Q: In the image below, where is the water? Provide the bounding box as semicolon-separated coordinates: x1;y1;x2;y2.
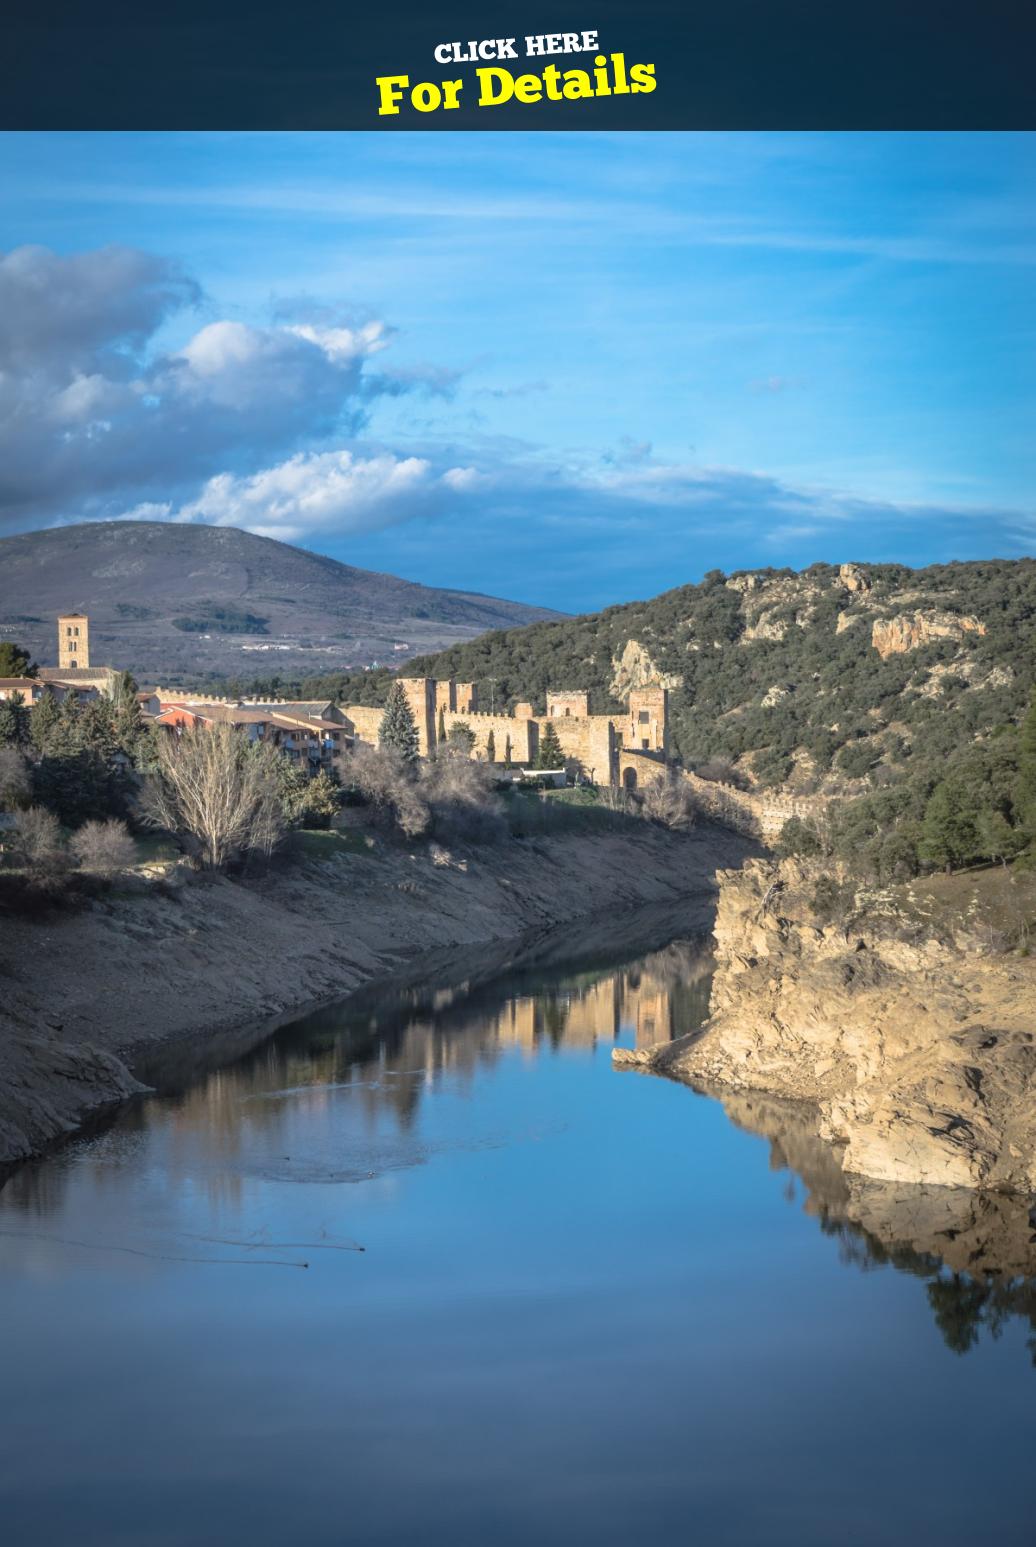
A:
1;909;1033;1547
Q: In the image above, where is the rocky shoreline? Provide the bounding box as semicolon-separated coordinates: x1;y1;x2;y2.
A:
615;857;1036;1193
0;818;751;1168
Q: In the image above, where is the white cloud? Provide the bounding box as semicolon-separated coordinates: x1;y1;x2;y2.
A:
285;319;390;364
0;245;420;533
170;448;478;538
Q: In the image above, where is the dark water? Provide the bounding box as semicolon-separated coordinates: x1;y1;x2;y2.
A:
1;911;1034;1547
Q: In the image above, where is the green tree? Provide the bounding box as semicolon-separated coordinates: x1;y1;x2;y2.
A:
504;734;512;768
918;779;980;872
1016;695;1036;833
31;695;132;826
446;721;476;755
299;769;341;828
486;728;496;763
537;721;564;770
274;757;312;824
437;705;446;745
379;682;420;763
976;810;1026;866
0;691;30;748
29;689;60;753
0;642;35;678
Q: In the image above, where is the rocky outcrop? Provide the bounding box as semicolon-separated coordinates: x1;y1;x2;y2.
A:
742;611;789;643
614;858;1036;1191
609;638;683;698
871;609;986;659
838;562;871;595
761;683;792;708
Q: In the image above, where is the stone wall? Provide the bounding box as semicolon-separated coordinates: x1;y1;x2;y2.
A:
440;709;536;765
342;704;385;744
679;769;833;841
550;716;616;782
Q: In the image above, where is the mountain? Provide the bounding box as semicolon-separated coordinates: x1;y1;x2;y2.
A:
0;522;562;682
409;558;1036;874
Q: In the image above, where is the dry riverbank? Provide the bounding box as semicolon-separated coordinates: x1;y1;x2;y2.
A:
0;818;751;1166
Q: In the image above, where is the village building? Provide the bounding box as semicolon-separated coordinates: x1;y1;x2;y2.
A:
14;614;670;790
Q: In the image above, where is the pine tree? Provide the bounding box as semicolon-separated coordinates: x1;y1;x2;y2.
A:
437;705;446;745
0;641;35;678
537;722;564;771
504;734;512;768
486;729;496;763
29;689;60;754
0;691;30;748
379;682;420;763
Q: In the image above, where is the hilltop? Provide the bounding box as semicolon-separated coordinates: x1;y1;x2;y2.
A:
409;558;1036;873
0;521;561;681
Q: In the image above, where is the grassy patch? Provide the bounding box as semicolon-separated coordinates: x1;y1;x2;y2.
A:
290;827;371;861
503;786;631;837
893;864;1036;952
131;833;181;865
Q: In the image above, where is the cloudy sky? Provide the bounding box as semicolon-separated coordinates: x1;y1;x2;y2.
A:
0;131;1032;611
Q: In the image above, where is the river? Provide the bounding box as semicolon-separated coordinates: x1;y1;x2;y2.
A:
0;906;1033;1545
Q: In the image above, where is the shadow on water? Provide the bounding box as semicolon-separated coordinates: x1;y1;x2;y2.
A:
708;1086;1036;1365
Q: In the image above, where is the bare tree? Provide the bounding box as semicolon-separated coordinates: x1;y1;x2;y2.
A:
348;744;430;837
421;753;504;842
640;774;698;831
138;724;285;868
8;806;69;879
71;818;136;876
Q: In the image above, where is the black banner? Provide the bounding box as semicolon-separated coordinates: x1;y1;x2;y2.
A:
2;0;1034;129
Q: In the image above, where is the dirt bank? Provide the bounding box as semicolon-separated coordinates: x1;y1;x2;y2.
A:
615;857;1036;1191
0;819;751;1166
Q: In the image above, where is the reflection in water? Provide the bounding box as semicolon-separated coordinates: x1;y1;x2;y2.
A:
713;1087;1036;1363
1;934;714;1218
0;912;1034;1547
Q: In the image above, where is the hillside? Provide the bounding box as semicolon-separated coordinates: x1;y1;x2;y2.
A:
409;559;1036;875
0;522;561;681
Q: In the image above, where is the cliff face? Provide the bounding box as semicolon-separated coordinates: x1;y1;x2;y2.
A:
871;609;986;659
616;858;1036;1191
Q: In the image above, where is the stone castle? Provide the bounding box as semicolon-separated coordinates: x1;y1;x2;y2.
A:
342;678;670;788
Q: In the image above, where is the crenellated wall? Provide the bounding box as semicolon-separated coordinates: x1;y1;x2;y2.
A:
679;768;833;840
438;709;536;765
343;676;669;787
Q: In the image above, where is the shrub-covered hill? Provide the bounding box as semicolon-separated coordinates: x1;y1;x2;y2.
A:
408;558;1036;799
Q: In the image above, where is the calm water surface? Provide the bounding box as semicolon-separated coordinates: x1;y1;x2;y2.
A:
1;911;1033;1546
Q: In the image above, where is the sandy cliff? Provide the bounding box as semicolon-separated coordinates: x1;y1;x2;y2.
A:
615;858;1036;1191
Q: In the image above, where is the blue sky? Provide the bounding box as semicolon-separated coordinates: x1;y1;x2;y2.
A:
0;131;1032;611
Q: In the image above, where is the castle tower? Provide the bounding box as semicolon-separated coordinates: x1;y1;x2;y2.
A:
546;690;590;719
397;677;437;756
58;613;89;670
627;687;668;756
